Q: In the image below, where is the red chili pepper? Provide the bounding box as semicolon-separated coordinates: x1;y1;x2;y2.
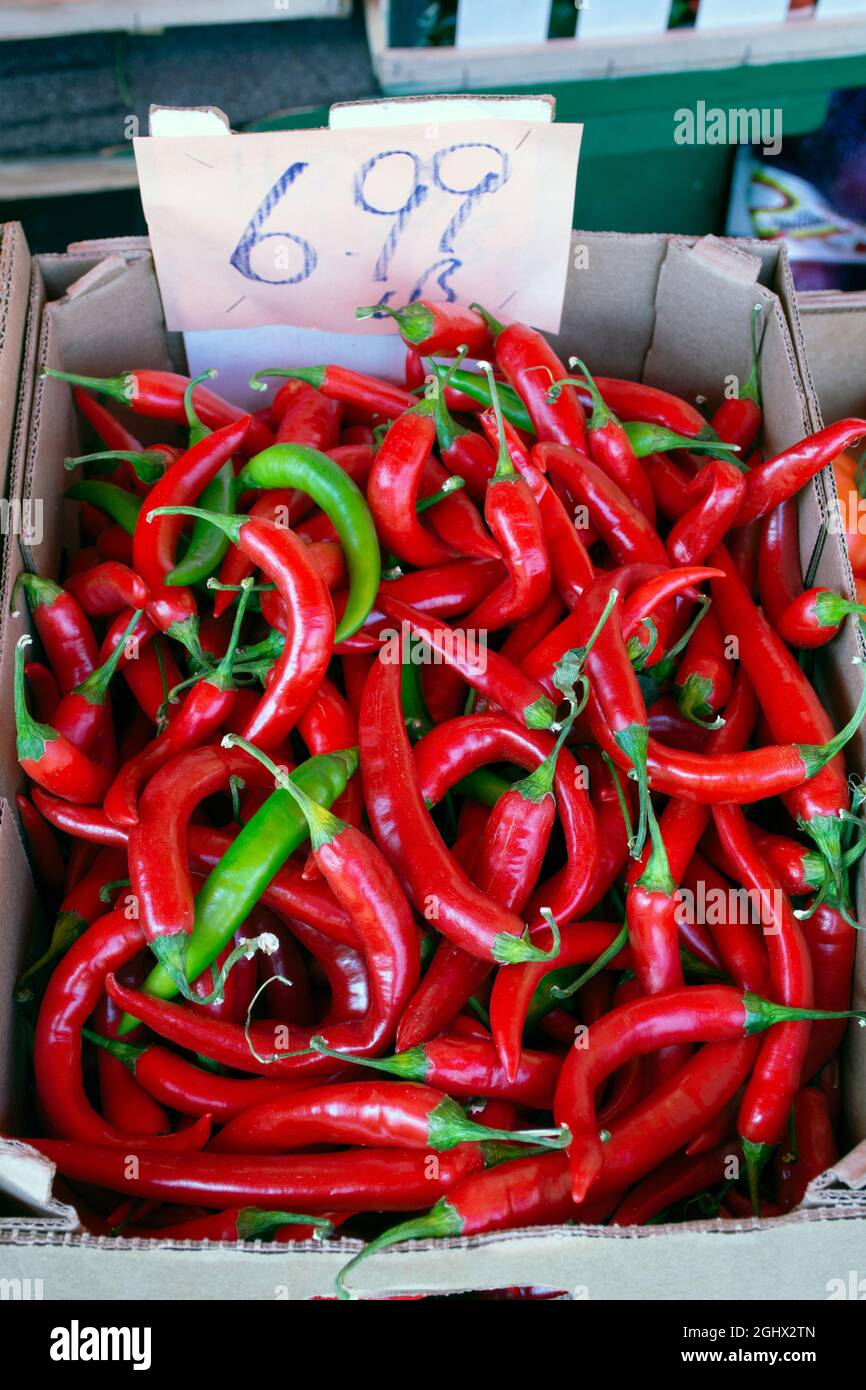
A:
14;574;99;693
399;716;585;1054
335;559;504;654
535;443;668;569
457;367;550;630
63;562;149;618
85;1033;312;1122
477;310;587;451
15;637;111;804
377;600;559;732
51;608;141;755
72;386;144;454
735;419;866;526
611;1142;740;1226
131;416;251;656
26;800;355;945
103;586;253;826
666;459;746;566
124;1208;333;1243
92;958;170;1139
312;1033;562;1108
591;676;864;807
800;904;856;1082
420;456;501;562
576;377;711;440
33;907;211;1148
490;921;628;1084
211;1077;562;1156
15;793;65;890
335;1148;581;1298
774;1087;838;1210
158;508;336;753
491;431;594;611
412;713;599;931
25;1136;484;1214
710;543;857;897
359;655;552;964
680;853;770;995
554;984;862;1201
95;523;134;564
128;745;275;973
367;404;455;568
249;365;416;422
23;660;60;724
758;499;865;647
99;612;182;726
675;608;733;727
707;305;764;453
554;359;656;523
356;299;493;357
296;678;361;828
712;804;815;1191
272;378;342;449
45;367;274;453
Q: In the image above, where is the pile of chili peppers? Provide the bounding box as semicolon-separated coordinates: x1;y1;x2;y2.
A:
9;294;866;1300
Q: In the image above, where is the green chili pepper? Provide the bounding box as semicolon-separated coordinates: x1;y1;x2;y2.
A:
117;747;358;1034
237;443;380;642
166;371;235;587
64;481;142;535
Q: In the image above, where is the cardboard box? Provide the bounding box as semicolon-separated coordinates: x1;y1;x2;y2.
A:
2;231;866;1300
0;223;32;500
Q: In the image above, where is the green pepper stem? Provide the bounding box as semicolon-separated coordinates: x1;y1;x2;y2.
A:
415;475;465;513
635;796;676;896
248;367;324;393
563;359;614;432
677;672;725;731
73;608;143;706
63;451;166;484
355;301;435;347
335;1201;460;1300
184;369;217;444
14;635;54;762
41;367;133;405
551;923;629;1001
477;360;516;481
82;1028;144;1072
212;579;255;690
469;302;505;338
222;733;346;850
740;303;764;408
147;503;243;544
622;421;743;464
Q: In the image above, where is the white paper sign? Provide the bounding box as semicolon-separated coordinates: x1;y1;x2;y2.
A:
134;121;582;336
816;0;866;17
456;0;553;47
697;0;789;28
576;0;671;40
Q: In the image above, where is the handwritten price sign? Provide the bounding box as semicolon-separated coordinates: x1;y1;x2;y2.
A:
134;120;582;334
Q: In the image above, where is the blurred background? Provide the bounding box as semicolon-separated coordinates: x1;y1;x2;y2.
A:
2;0;866;288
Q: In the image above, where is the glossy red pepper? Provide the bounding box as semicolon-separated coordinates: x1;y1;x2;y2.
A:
45;366;274;453
33;907;211;1148
211;1077;561;1155
612;1142;740;1226
367;404;455;567
554;984;861;1201
15;637;111;804
758;499;865;647
15;573;99;693
25;1137;484;1215
250;365;416;421
675;608;733;726
480;312;587;451
356;299;493;357
774;1087;838;1209
63;562;149;618
666;459;746;567
735;419;866;526
535;443;668;569
15;793;65;890
555;359;656;523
